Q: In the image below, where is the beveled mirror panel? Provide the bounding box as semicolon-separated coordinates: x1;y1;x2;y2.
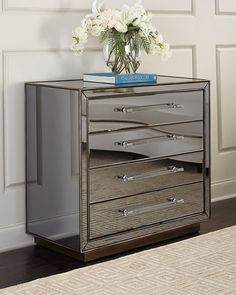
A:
88;90;203;133
89;152;203;203
89;182;204;239
89;122;203;167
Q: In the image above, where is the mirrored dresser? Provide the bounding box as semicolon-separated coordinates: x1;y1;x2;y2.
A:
25;75;210;262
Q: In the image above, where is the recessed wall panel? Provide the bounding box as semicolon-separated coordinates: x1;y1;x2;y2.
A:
140;47;194;78
4;0;192;13
3;50;105;188
216;0;236;14
216;47;236;150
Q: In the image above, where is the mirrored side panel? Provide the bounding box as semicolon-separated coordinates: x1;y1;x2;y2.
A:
26;85;81;251
204;82;211;217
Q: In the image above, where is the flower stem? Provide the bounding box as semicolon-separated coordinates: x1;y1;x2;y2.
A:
106;33;140;74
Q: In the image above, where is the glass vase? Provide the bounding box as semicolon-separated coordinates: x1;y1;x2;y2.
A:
103;35;141;74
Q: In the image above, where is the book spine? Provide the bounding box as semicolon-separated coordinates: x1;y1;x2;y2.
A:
115;74;157;84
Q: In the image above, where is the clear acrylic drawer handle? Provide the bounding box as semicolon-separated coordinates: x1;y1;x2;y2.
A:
114;134;185;147
114;103;184;113
118;166;185;182
118;197;185;216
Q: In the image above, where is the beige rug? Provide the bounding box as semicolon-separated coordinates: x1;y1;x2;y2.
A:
1;226;236;295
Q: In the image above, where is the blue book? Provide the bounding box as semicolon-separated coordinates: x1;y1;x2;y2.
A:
83;73;158;85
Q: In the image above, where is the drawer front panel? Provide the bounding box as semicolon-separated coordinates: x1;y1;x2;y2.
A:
90;152;203;203
89;182;204;239
88;90;203;133
89;122;203;167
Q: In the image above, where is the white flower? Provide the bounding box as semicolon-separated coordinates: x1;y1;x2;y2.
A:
91;25;104;36
132;18;141;27
70;38;84;55
92;0;104;17
73;27;88;43
122;1;148;26
99;9;121;29
90;19;105;36
71;27;88;53
71;0;171;61
115;20;128;33
147;34;172;59
155;33;164;44
139;22;155;35
161;43;172;60
81;17;91;30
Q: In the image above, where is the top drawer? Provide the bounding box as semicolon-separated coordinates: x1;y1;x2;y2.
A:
88;90;203;133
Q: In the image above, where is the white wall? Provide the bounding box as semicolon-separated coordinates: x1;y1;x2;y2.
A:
0;0;235;252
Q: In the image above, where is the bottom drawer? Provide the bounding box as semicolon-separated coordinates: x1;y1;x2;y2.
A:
89;182;204;239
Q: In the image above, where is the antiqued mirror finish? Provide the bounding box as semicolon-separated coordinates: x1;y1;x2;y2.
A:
26;75;210;261
89;152;204;203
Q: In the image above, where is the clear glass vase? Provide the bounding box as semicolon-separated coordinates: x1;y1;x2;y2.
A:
103;35;141;74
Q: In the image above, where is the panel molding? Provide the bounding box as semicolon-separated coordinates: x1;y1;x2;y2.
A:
0;223;33;253
216;45;236;152
3;46;195;190
211;176;236;202
0;211;79;252
2;48;103;191
2;51;8;192
2;0;195;15
215;0;236;15
2;50;65;190
171;45;197;77
1;0;88;13
2;50;26;191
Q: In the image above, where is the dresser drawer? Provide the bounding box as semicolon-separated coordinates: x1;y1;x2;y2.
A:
89;152;203;203
89;182;204;239
88;90;203;133
89;121;203;167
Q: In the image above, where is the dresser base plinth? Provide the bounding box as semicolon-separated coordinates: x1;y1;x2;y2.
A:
34;223;200;263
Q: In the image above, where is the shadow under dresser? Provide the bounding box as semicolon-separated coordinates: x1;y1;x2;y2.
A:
25;75;210;262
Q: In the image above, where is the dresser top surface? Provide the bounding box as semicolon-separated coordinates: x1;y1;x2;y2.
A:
26;75;209;91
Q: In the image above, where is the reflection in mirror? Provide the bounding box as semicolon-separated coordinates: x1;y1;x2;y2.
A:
90;152;204;203
26;85;80;251
89;122;203;167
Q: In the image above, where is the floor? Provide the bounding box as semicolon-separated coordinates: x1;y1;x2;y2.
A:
0;197;235;290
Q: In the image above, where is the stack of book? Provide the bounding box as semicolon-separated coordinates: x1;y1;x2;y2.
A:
83;73;158;85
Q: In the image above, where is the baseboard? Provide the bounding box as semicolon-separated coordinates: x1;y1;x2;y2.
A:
211;177;236;202
0;212;79;253
0;224;33;253
27;212;79;239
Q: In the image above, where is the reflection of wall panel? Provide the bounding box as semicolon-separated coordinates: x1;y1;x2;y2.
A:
3;0;193;14
3;50;104;189
25;85;42;185
216;0;236;15
216;46;236;151
70;91;79;177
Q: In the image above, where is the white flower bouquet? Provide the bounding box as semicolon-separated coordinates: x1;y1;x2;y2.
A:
71;0;171;74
